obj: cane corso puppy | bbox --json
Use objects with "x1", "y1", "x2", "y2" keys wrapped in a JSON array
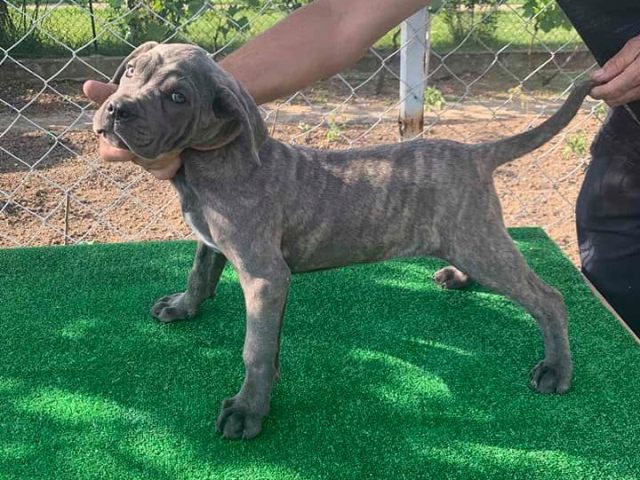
[{"x1": 94, "y1": 41, "x2": 594, "y2": 439}]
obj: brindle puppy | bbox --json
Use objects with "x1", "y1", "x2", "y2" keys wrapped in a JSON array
[{"x1": 94, "y1": 42, "x2": 594, "y2": 440}]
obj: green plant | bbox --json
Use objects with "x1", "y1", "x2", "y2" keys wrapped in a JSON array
[
  {"x1": 297, "y1": 121, "x2": 311, "y2": 133},
  {"x1": 563, "y1": 130, "x2": 588, "y2": 158},
  {"x1": 0, "y1": 0, "x2": 48, "y2": 51},
  {"x1": 105, "y1": 0, "x2": 261, "y2": 49},
  {"x1": 441, "y1": 0, "x2": 499, "y2": 45},
  {"x1": 521, "y1": 0, "x2": 571, "y2": 35},
  {"x1": 325, "y1": 117, "x2": 342, "y2": 143},
  {"x1": 205, "y1": 2, "x2": 260, "y2": 52},
  {"x1": 507, "y1": 85, "x2": 529, "y2": 112},
  {"x1": 105, "y1": 0, "x2": 172, "y2": 44},
  {"x1": 521, "y1": 0, "x2": 571, "y2": 58},
  {"x1": 0, "y1": 0, "x2": 15, "y2": 46},
  {"x1": 424, "y1": 86, "x2": 445, "y2": 110},
  {"x1": 593, "y1": 102, "x2": 608, "y2": 122},
  {"x1": 3, "y1": 3, "x2": 584, "y2": 58},
  {"x1": 270, "y1": 0, "x2": 308, "y2": 11}
]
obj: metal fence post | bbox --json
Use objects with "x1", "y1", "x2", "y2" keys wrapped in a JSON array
[{"x1": 399, "y1": 7, "x2": 428, "y2": 140}]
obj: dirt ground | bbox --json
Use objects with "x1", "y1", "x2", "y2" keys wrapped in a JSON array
[{"x1": 0, "y1": 70, "x2": 604, "y2": 265}]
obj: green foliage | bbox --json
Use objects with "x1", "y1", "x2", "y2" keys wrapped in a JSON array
[
  {"x1": 325, "y1": 117, "x2": 343, "y2": 143},
  {"x1": 441, "y1": 0, "x2": 500, "y2": 45},
  {"x1": 593, "y1": 102, "x2": 608, "y2": 122},
  {"x1": 521, "y1": 0, "x2": 571, "y2": 34},
  {"x1": 202, "y1": 2, "x2": 255, "y2": 52},
  {"x1": 0, "y1": 0, "x2": 46, "y2": 51},
  {"x1": 424, "y1": 86, "x2": 445, "y2": 110},
  {"x1": 2, "y1": 0, "x2": 582, "y2": 58},
  {"x1": 563, "y1": 130, "x2": 588, "y2": 158},
  {"x1": 105, "y1": 0, "x2": 262, "y2": 49},
  {"x1": 297, "y1": 121, "x2": 311, "y2": 133},
  {"x1": 507, "y1": 85, "x2": 530, "y2": 112},
  {"x1": 270, "y1": 0, "x2": 308, "y2": 11},
  {"x1": 0, "y1": 0, "x2": 14, "y2": 46}
]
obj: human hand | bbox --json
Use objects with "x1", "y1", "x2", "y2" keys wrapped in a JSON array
[
  {"x1": 591, "y1": 35, "x2": 640, "y2": 107},
  {"x1": 83, "y1": 79, "x2": 182, "y2": 179}
]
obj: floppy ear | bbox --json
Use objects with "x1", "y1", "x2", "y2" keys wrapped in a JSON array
[
  {"x1": 111, "y1": 41, "x2": 159, "y2": 84},
  {"x1": 196, "y1": 77, "x2": 267, "y2": 166}
]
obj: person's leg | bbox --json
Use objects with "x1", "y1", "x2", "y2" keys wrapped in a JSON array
[
  {"x1": 576, "y1": 107, "x2": 640, "y2": 334},
  {"x1": 555, "y1": 1, "x2": 640, "y2": 333}
]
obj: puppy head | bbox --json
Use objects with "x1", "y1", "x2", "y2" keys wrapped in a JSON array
[{"x1": 93, "y1": 42, "x2": 266, "y2": 166}]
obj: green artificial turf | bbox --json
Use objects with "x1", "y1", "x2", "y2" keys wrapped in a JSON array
[{"x1": 1, "y1": 228, "x2": 639, "y2": 479}]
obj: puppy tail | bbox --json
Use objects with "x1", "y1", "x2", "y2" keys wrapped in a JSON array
[{"x1": 474, "y1": 80, "x2": 595, "y2": 171}]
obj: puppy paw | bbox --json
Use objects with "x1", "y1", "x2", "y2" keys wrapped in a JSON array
[
  {"x1": 216, "y1": 397, "x2": 264, "y2": 440},
  {"x1": 151, "y1": 292, "x2": 195, "y2": 323},
  {"x1": 530, "y1": 360, "x2": 572, "y2": 394},
  {"x1": 432, "y1": 266, "x2": 472, "y2": 289}
]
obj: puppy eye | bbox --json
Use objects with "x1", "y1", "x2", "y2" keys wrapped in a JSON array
[
  {"x1": 170, "y1": 92, "x2": 186, "y2": 104},
  {"x1": 125, "y1": 65, "x2": 134, "y2": 78}
]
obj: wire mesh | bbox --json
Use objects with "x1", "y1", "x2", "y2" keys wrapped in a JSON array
[{"x1": 0, "y1": 0, "x2": 603, "y2": 263}]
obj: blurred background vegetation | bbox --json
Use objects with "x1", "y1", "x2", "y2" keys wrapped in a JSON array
[{"x1": 0, "y1": 0, "x2": 577, "y2": 58}]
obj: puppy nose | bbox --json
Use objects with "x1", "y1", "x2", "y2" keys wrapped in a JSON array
[{"x1": 106, "y1": 100, "x2": 134, "y2": 122}]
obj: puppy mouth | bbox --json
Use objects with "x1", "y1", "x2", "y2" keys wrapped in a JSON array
[
  {"x1": 98, "y1": 129, "x2": 132, "y2": 152},
  {"x1": 94, "y1": 115, "x2": 165, "y2": 163}
]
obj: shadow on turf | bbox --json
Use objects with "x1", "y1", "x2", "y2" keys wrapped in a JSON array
[{"x1": 1, "y1": 236, "x2": 639, "y2": 479}]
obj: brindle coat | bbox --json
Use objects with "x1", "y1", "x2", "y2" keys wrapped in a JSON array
[{"x1": 94, "y1": 42, "x2": 594, "y2": 440}]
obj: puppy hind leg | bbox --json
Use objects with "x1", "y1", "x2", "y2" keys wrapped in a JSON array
[{"x1": 448, "y1": 232, "x2": 572, "y2": 394}]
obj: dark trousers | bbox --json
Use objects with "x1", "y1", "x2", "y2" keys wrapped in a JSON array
[
  {"x1": 556, "y1": 0, "x2": 640, "y2": 335},
  {"x1": 576, "y1": 108, "x2": 640, "y2": 334}
]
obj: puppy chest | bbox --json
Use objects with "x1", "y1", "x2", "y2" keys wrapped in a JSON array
[
  {"x1": 183, "y1": 210, "x2": 220, "y2": 252},
  {"x1": 172, "y1": 170, "x2": 221, "y2": 252}
]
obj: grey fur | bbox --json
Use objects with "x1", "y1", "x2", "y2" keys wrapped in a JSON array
[{"x1": 93, "y1": 43, "x2": 594, "y2": 440}]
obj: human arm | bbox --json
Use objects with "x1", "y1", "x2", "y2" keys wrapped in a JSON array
[{"x1": 218, "y1": 0, "x2": 430, "y2": 104}]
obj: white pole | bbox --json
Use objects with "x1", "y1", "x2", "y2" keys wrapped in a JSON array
[{"x1": 399, "y1": 7, "x2": 428, "y2": 140}]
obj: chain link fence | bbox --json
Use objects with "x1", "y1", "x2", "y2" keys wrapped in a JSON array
[{"x1": 0, "y1": 0, "x2": 604, "y2": 263}]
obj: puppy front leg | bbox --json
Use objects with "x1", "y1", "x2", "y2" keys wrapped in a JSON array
[
  {"x1": 216, "y1": 258, "x2": 290, "y2": 440},
  {"x1": 151, "y1": 241, "x2": 227, "y2": 322}
]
